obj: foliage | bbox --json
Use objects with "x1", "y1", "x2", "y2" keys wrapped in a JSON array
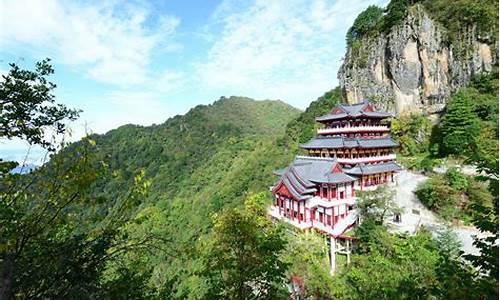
[
  {"x1": 340, "y1": 221, "x2": 440, "y2": 299},
  {"x1": 381, "y1": 0, "x2": 411, "y2": 32},
  {"x1": 346, "y1": 0, "x2": 499, "y2": 65},
  {"x1": 346, "y1": 5, "x2": 384, "y2": 46},
  {"x1": 415, "y1": 175, "x2": 457, "y2": 214},
  {"x1": 282, "y1": 231, "x2": 340, "y2": 299},
  {"x1": 2, "y1": 51, "x2": 498, "y2": 298},
  {"x1": 438, "y1": 89, "x2": 481, "y2": 156},
  {"x1": 445, "y1": 167, "x2": 469, "y2": 191},
  {"x1": 391, "y1": 113, "x2": 433, "y2": 156},
  {"x1": 415, "y1": 171, "x2": 493, "y2": 223},
  {"x1": 0, "y1": 58, "x2": 80, "y2": 150},
  {"x1": 0, "y1": 60, "x2": 153, "y2": 299},
  {"x1": 462, "y1": 103, "x2": 499, "y2": 298},
  {"x1": 356, "y1": 185, "x2": 401, "y2": 224},
  {"x1": 419, "y1": 0, "x2": 498, "y2": 45},
  {"x1": 198, "y1": 193, "x2": 289, "y2": 299}
]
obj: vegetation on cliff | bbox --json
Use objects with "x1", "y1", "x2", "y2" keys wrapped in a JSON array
[
  {"x1": 347, "y1": 0, "x2": 498, "y2": 47},
  {"x1": 2, "y1": 6, "x2": 498, "y2": 295}
]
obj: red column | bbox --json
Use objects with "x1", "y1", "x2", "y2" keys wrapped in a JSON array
[
  {"x1": 298, "y1": 201, "x2": 301, "y2": 223},
  {"x1": 323, "y1": 207, "x2": 326, "y2": 226}
]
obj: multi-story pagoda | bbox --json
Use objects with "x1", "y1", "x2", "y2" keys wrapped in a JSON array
[{"x1": 269, "y1": 100, "x2": 401, "y2": 273}]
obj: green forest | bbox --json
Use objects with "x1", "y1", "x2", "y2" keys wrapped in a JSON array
[{"x1": 1, "y1": 0, "x2": 498, "y2": 299}]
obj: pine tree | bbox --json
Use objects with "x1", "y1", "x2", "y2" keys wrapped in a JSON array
[{"x1": 439, "y1": 88, "x2": 481, "y2": 156}]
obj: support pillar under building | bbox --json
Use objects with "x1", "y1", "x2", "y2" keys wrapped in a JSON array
[{"x1": 330, "y1": 236, "x2": 336, "y2": 275}]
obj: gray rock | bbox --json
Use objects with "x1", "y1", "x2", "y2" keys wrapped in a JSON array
[{"x1": 338, "y1": 5, "x2": 497, "y2": 116}]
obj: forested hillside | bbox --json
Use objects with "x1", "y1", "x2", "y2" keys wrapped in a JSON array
[
  {"x1": 1, "y1": 0, "x2": 498, "y2": 298},
  {"x1": 86, "y1": 96, "x2": 299, "y2": 202},
  {"x1": 80, "y1": 90, "x2": 343, "y2": 297}
]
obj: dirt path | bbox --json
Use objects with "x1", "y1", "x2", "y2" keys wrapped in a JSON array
[{"x1": 387, "y1": 170, "x2": 486, "y2": 255}]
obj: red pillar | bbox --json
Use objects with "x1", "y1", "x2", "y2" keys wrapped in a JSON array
[
  {"x1": 298, "y1": 201, "x2": 301, "y2": 223},
  {"x1": 324, "y1": 209, "x2": 327, "y2": 226}
]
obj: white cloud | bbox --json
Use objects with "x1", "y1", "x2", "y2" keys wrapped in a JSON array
[
  {"x1": 0, "y1": 0, "x2": 181, "y2": 86},
  {"x1": 197, "y1": 0, "x2": 388, "y2": 108}
]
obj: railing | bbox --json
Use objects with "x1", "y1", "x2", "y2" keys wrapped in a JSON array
[
  {"x1": 267, "y1": 206, "x2": 311, "y2": 230},
  {"x1": 307, "y1": 196, "x2": 356, "y2": 208},
  {"x1": 337, "y1": 154, "x2": 396, "y2": 164},
  {"x1": 317, "y1": 125, "x2": 390, "y2": 134},
  {"x1": 268, "y1": 205, "x2": 359, "y2": 236}
]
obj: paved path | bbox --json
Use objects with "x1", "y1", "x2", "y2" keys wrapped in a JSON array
[{"x1": 387, "y1": 170, "x2": 486, "y2": 255}]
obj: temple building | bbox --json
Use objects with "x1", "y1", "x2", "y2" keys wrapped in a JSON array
[{"x1": 268, "y1": 100, "x2": 401, "y2": 273}]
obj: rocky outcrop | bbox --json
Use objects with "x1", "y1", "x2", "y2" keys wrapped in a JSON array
[{"x1": 338, "y1": 5, "x2": 497, "y2": 115}]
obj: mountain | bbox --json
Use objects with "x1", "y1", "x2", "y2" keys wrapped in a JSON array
[
  {"x1": 86, "y1": 96, "x2": 301, "y2": 204},
  {"x1": 63, "y1": 91, "x2": 340, "y2": 294},
  {"x1": 9, "y1": 163, "x2": 38, "y2": 174},
  {"x1": 338, "y1": 0, "x2": 498, "y2": 115}
]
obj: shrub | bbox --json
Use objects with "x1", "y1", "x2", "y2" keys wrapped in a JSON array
[
  {"x1": 445, "y1": 167, "x2": 469, "y2": 191},
  {"x1": 346, "y1": 5, "x2": 384, "y2": 45}
]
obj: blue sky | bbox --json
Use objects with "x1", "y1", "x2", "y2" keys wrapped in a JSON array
[{"x1": 1, "y1": 0, "x2": 387, "y2": 163}]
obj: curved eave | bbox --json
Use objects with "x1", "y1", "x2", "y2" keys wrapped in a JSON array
[
  {"x1": 345, "y1": 162, "x2": 402, "y2": 176},
  {"x1": 315, "y1": 113, "x2": 392, "y2": 122}
]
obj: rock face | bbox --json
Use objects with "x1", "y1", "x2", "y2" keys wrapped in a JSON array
[{"x1": 338, "y1": 5, "x2": 497, "y2": 115}]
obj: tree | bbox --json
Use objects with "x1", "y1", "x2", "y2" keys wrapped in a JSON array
[
  {"x1": 0, "y1": 59, "x2": 82, "y2": 298},
  {"x1": 0, "y1": 58, "x2": 80, "y2": 150},
  {"x1": 0, "y1": 60, "x2": 151, "y2": 299},
  {"x1": 345, "y1": 221, "x2": 440, "y2": 299},
  {"x1": 346, "y1": 5, "x2": 384, "y2": 45},
  {"x1": 382, "y1": 0, "x2": 410, "y2": 31},
  {"x1": 463, "y1": 134, "x2": 499, "y2": 299},
  {"x1": 199, "y1": 193, "x2": 289, "y2": 299},
  {"x1": 439, "y1": 88, "x2": 481, "y2": 156},
  {"x1": 356, "y1": 185, "x2": 401, "y2": 224}
]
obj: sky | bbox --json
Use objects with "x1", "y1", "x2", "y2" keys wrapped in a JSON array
[{"x1": 0, "y1": 0, "x2": 388, "y2": 163}]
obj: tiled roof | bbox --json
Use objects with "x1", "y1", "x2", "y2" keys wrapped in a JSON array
[
  {"x1": 272, "y1": 156, "x2": 357, "y2": 200},
  {"x1": 344, "y1": 161, "x2": 402, "y2": 175},
  {"x1": 316, "y1": 101, "x2": 392, "y2": 122},
  {"x1": 300, "y1": 136, "x2": 398, "y2": 149}
]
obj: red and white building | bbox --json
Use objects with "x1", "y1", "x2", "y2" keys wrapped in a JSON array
[{"x1": 268, "y1": 101, "x2": 401, "y2": 273}]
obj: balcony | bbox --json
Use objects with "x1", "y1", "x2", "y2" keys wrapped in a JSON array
[
  {"x1": 337, "y1": 154, "x2": 396, "y2": 164},
  {"x1": 317, "y1": 125, "x2": 390, "y2": 135},
  {"x1": 267, "y1": 206, "x2": 312, "y2": 230},
  {"x1": 268, "y1": 205, "x2": 359, "y2": 237},
  {"x1": 307, "y1": 196, "x2": 356, "y2": 208}
]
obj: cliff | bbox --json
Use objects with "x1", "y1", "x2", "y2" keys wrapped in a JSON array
[{"x1": 338, "y1": 3, "x2": 498, "y2": 115}]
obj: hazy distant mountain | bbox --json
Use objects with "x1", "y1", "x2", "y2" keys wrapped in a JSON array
[{"x1": 9, "y1": 163, "x2": 38, "y2": 174}]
